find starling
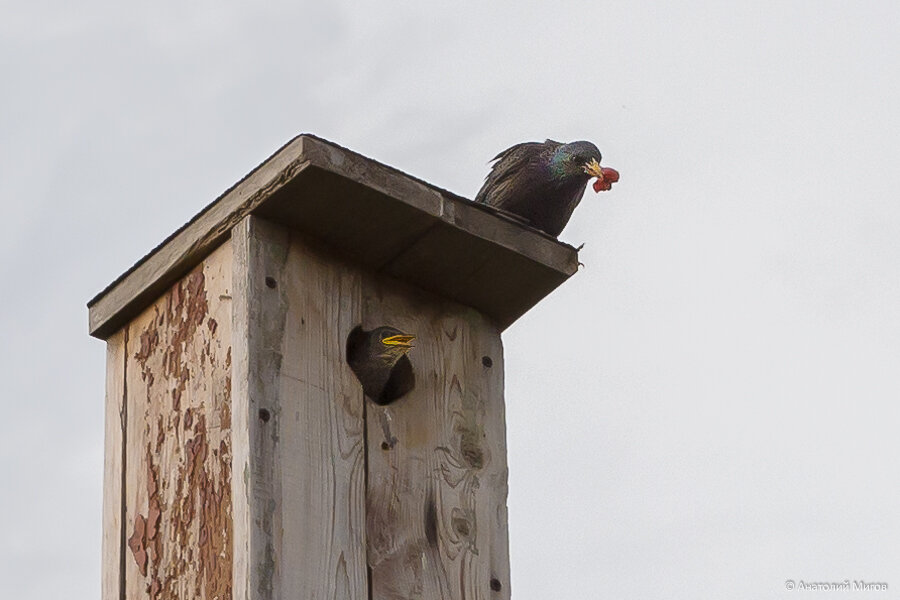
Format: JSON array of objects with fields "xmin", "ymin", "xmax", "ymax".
[
  {"xmin": 346, "ymin": 325, "xmax": 416, "ymax": 405},
  {"xmin": 475, "ymin": 139, "xmax": 619, "ymax": 237}
]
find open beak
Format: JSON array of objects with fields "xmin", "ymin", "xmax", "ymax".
[
  {"xmin": 583, "ymin": 157, "xmax": 605, "ymax": 180},
  {"xmin": 382, "ymin": 334, "xmax": 416, "ymax": 349}
]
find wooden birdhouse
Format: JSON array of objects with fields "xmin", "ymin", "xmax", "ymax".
[{"xmin": 89, "ymin": 135, "xmax": 579, "ymax": 600}]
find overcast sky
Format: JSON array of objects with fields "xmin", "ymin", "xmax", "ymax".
[{"xmin": 2, "ymin": 1, "xmax": 899, "ymax": 598}]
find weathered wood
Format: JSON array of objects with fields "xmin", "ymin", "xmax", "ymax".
[
  {"xmin": 122, "ymin": 241, "xmax": 234, "ymax": 600},
  {"xmin": 231, "ymin": 216, "xmax": 369, "ymax": 599},
  {"xmin": 231, "ymin": 217, "xmax": 286, "ymax": 600},
  {"xmin": 277, "ymin": 226, "xmax": 369, "ymax": 599},
  {"xmin": 89, "ymin": 136, "xmax": 588, "ymax": 600},
  {"xmin": 101, "ymin": 329, "xmax": 127, "ymax": 600},
  {"xmin": 229, "ymin": 215, "xmax": 511, "ymax": 599},
  {"xmin": 88, "ymin": 135, "xmax": 579, "ymax": 340},
  {"xmin": 88, "ymin": 137, "xmax": 310, "ymax": 340},
  {"xmin": 362, "ymin": 276, "xmax": 511, "ymax": 600}
]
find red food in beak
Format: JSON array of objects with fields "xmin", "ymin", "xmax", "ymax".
[{"xmin": 592, "ymin": 167, "xmax": 620, "ymax": 192}]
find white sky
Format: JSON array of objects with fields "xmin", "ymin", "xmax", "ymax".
[{"xmin": 1, "ymin": 1, "xmax": 899, "ymax": 598}]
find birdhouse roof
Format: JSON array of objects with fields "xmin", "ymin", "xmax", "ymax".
[{"xmin": 87, "ymin": 134, "xmax": 579, "ymax": 339}]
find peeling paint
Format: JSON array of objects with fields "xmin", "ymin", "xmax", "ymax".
[
  {"xmin": 126, "ymin": 252, "xmax": 233, "ymax": 600},
  {"xmin": 128, "ymin": 514, "xmax": 148, "ymax": 576}
]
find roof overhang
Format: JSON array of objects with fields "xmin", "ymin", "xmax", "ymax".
[{"xmin": 87, "ymin": 135, "xmax": 579, "ymax": 339}]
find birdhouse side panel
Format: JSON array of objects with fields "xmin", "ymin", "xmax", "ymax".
[
  {"xmin": 363, "ymin": 276, "xmax": 511, "ymax": 600},
  {"xmin": 122, "ymin": 240, "xmax": 234, "ymax": 600}
]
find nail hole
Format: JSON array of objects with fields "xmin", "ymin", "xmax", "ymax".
[
  {"xmin": 258, "ymin": 408, "xmax": 271, "ymax": 422},
  {"xmin": 381, "ymin": 441, "xmax": 390, "ymax": 451},
  {"xmin": 490, "ymin": 578, "xmax": 502, "ymax": 592},
  {"xmin": 482, "ymin": 356, "xmax": 493, "ymax": 368},
  {"xmin": 265, "ymin": 277, "xmax": 277, "ymax": 289}
]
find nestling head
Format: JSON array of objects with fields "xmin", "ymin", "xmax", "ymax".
[{"xmin": 375, "ymin": 326, "xmax": 415, "ymax": 364}]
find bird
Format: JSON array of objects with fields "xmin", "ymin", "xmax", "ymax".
[
  {"xmin": 475, "ymin": 139, "xmax": 619, "ymax": 237},
  {"xmin": 346, "ymin": 325, "xmax": 416, "ymax": 405}
]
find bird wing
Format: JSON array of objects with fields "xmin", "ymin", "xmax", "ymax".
[{"xmin": 475, "ymin": 140, "xmax": 562, "ymax": 206}]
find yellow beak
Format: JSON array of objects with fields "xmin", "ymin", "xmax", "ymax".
[
  {"xmin": 583, "ymin": 157, "xmax": 605, "ymax": 179},
  {"xmin": 382, "ymin": 334, "xmax": 416, "ymax": 349}
]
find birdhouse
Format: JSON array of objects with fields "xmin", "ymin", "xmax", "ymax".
[{"xmin": 89, "ymin": 135, "xmax": 579, "ymax": 600}]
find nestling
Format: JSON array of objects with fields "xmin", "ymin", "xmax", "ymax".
[
  {"xmin": 475, "ymin": 139, "xmax": 619, "ymax": 236},
  {"xmin": 346, "ymin": 325, "xmax": 416, "ymax": 405}
]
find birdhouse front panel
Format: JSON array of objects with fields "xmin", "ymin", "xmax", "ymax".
[{"xmin": 229, "ymin": 216, "xmax": 510, "ymax": 599}]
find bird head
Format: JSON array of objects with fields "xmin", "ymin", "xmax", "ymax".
[
  {"xmin": 550, "ymin": 141, "xmax": 604, "ymax": 180},
  {"xmin": 376, "ymin": 326, "xmax": 415, "ymax": 363}
]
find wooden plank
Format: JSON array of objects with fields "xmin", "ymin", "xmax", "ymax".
[
  {"xmin": 101, "ymin": 329, "xmax": 127, "ymax": 600},
  {"xmin": 231, "ymin": 216, "xmax": 368, "ymax": 600},
  {"xmin": 297, "ymin": 135, "xmax": 444, "ymax": 219},
  {"xmin": 88, "ymin": 137, "xmax": 310, "ymax": 339},
  {"xmin": 277, "ymin": 227, "xmax": 368, "ymax": 599},
  {"xmin": 123, "ymin": 311, "xmax": 147, "ymax": 600},
  {"xmin": 89, "ymin": 135, "xmax": 578, "ymax": 340},
  {"xmin": 231, "ymin": 217, "xmax": 287, "ymax": 600},
  {"xmin": 362, "ymin": 276, "xmax": 512, "ymax": 600},
  {"xmin": 123, "ymin": 241, "xmax": 234, "ymax": 600}
]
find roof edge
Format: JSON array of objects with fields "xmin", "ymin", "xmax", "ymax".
[{"xmin": 87, "ymin": 134, "xmax": 579, "ymax": 339}]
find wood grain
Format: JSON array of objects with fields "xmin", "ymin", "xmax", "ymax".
[
  {"xmin": 362, "ymin": 276, "xmax": 511, "ymax": 600},
  {"xmin": 277, "ymin": 226, "xmax": 368, "ymax": 600},
  {"xmin": 231, "ymin": 216, "xmax": 288, "ymax": 600},
  {"xmin": 122, "ymin": 241, "xmax": 234, "ymax": 600},
  {"xmin": 231, "ymin": 216, "xmax": 369, "ymax": 599},
  {"xmin": 105, "ymin": 210, "xmax": 515, "ymax": 599},
  {"xmin": 101, "ymin": 329, "xmax": 127, "ymax": 600}
]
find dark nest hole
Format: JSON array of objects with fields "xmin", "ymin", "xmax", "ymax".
[{"xmin": 346, "ymin": 325, "xmax": 416, "ymax": 405}]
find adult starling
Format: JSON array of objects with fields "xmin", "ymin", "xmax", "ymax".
[
  {"xmin": 346, "ymin": 325, "xmax": 416, "ymax": 405},
  {"xmin": 475, "ymin": 139, "xmax": 619, "ymax": 237}
]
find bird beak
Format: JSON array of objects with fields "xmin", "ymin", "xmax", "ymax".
[
  {"xmin": 382, "ymin": 334, "xmax": 416, "ymax": 349},
  {"xmin": 582, "ymin": 157, "xmax": 605, "ymax": 179}
]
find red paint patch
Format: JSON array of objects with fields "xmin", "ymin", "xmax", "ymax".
[
  {"xmin": 128, "ymin": 514, "xmax": 148, "ymax": 576},
  {"xmin": 147, "ymin": 502, "xmax": 161, "ymax": 541}
]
